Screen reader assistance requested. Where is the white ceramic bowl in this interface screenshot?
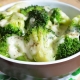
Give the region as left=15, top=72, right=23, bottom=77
left=0, top=0, right=80, bottom=80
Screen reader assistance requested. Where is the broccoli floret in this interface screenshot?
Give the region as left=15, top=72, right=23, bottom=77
left=0, top=12, right=12, bottom=27
left=55, top=35, right=80, bottom=60
left=0, top=13, right=5, bottom=20
left=33, top=27, right=56, bottom=62
left=24, top=6, right=51, bottom=41
left=0, top=12, right=26, bottom=36
left=0, top=12, right=10, bottom=21
left=25, top=9, right=49, bottom=28
left=49, top=8, right=71, bottom=36
left=50, top=8, right=71, bottom=26
left=23, top=8, right=57, bottom=61
left=20, top=5, right=45, bottom=16
left=55, top=15, right=80, bottom=60
left=68, top=15, right=80, bottom=33
left=24, top=26, right=56, bottom=62
left=0, top=24, right=23, bottom=36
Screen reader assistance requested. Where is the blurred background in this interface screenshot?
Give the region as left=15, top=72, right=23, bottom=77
left=0, top=0, right=80, bottom=8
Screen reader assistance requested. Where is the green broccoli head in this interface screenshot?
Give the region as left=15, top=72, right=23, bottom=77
left=50, top=8, right=71, bottom=26
left=25, top=9, right=50, bottom=28
left=69, top=15, right=80, bottom=33
left=49, top=8, right=71, bottom=36
left=0, top=12, right=26, bottom=36
left=0, top=24, right=23, bottom=36
left=55, top=15, right=80, bottom=60
left=20, top=5, right=50, bottom=28
left=20, top=6, right=56, bottom=61
left=55, top=35, right=80, bottom=60
left=20, top=5, right=45, bottom=16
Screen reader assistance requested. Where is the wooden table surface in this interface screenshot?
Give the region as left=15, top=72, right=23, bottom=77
left=0, top=0, right=80, bottom=80
left=60, top=0, right=80, bottom=8
left=0, top=0, right=19, bottom=6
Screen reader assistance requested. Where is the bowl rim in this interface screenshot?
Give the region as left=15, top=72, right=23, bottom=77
left=0, top=0, right=80, bottom=65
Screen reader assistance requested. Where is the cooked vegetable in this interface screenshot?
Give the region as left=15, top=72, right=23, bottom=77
left=68, top=15, right=80, bottom=33
left=25, top=26, right=56, bottom=61
left=0, top=34, right=29, bottom=61
left=46, top=8, right=71, bottom=36
left=0, top=34, right=10, bottom=58
left=0, top=13, right=5, bottom=20
left=25, top=10, right=50, bottom=27
left=20, top=5, right=45, bottom=16
left=50, top=8, right=71, bottom=25
left=56, top=35, right=80, bottom=60
left=0, top=4, right=80, bottom=62
left=23, top=7, right=56, bottom=61
left=0, top=12, right=26, bottom=36
left=56, top=15, right=80, bottom=60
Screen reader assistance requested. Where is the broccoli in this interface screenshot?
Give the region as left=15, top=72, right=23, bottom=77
left=68, top=15, right=80, bottom=33
left=25, top=9, right=50, bottom=29
left=0, top=12, right=27, bottom=60
left=50, top=8, right=71, bottom=26
left=55, top=15, right=80, bottom=60
left=0, top=12, right=26, bottom=36
left=47, top=8, right=71, bottom=36
left=23, top=7, right=56, bottom=61
left=0, top=34, right=29, bottom=61
left=0, top=12, right=11, bottom=27
left=0, top=13, right=5, bottom=20
left=0, top=34, right=10, bottom=58
left=24, top=26, right=56, bottom=62
left=20, top=5, right=45, bottom=16
left=0, top=12, right=11, bottom=21
left=0, top=24, right=23, bottom=36
left=55, top=35, right=80, bottom=60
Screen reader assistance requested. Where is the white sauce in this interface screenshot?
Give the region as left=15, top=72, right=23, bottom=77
left=68, top=32, right=79, bottom=39
left=7, top=35, right=37, bottom=60
left=0, top=19, right=8, bottom=27
left=25, top=39, right=37, bottom=59
left=51, top=25, right=59, bottom=34
left=58, top=37, right=65, bottom=44
left=44, top=6, right=51, bottom=12
left=7, top=3, right=30, bottom=13
left=7, top=35, right=27, bottom=59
